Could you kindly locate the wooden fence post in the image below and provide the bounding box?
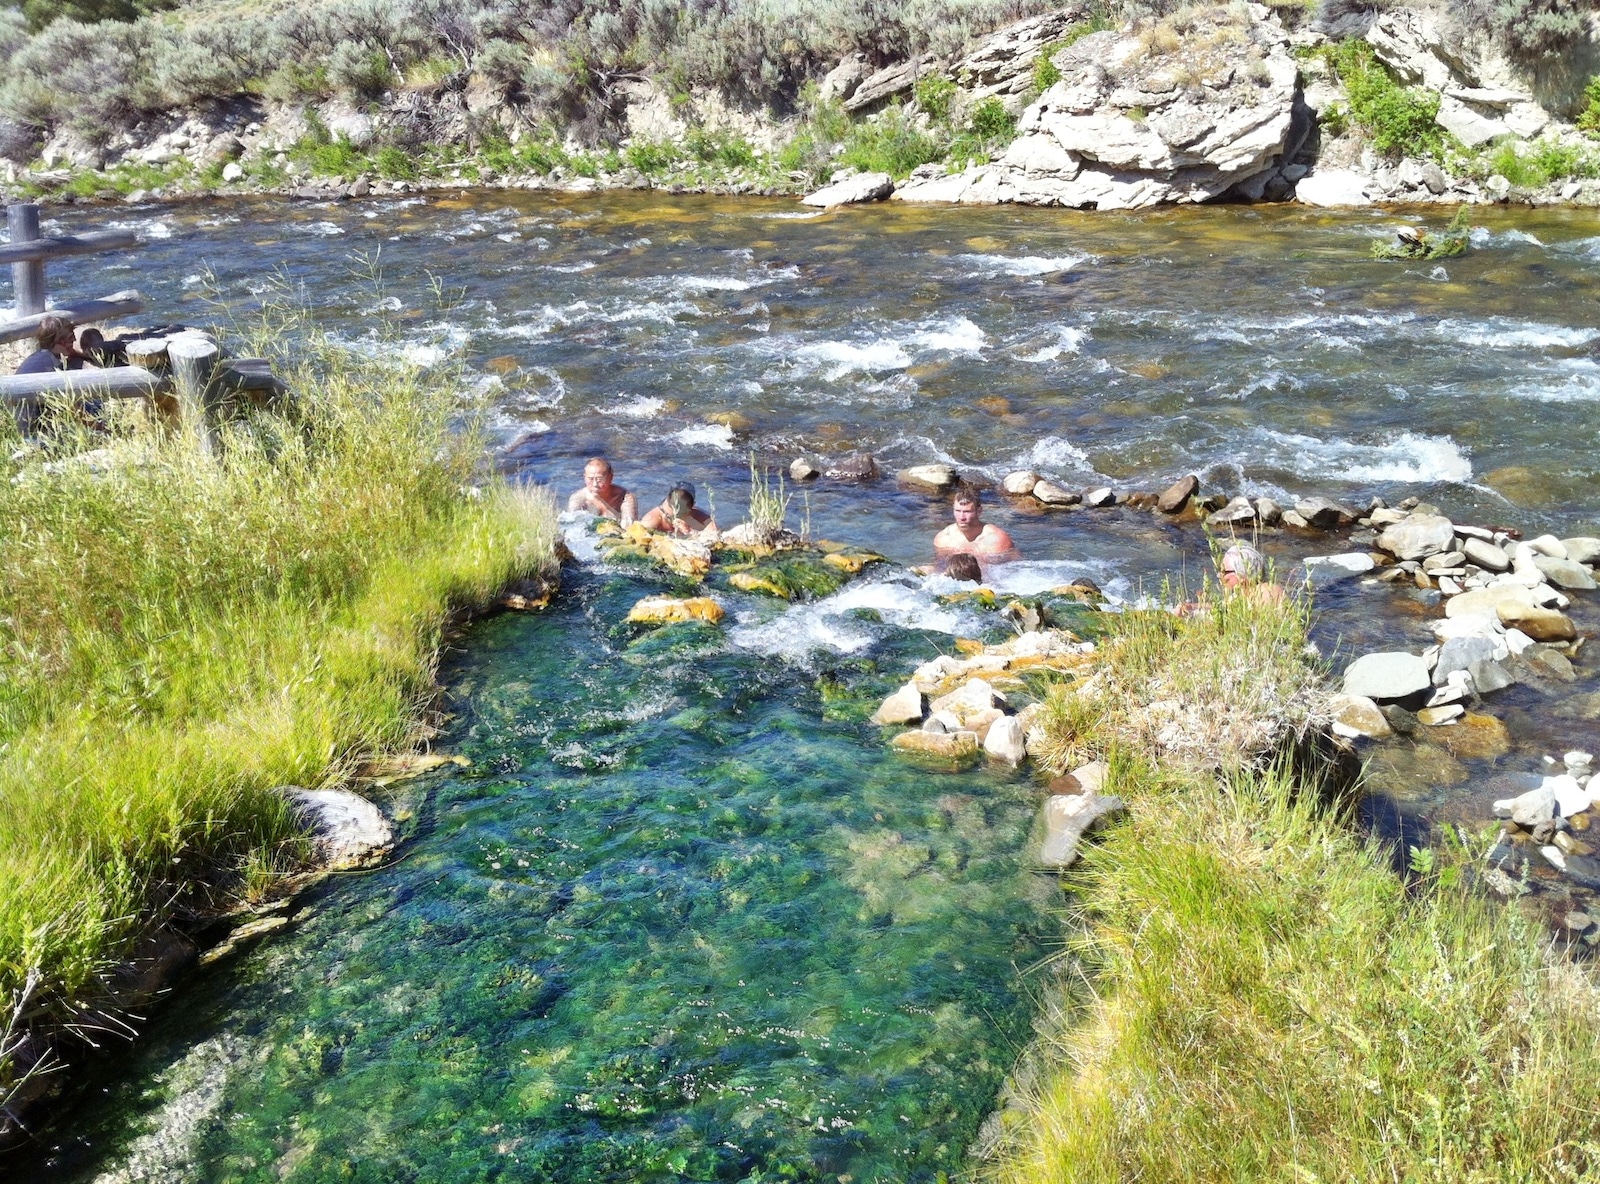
[6,204,45,317]
[168,335,219,455]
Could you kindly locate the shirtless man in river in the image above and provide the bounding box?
[567,457,638,525]
[933,488,1018,566]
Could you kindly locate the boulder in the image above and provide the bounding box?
[1527,534,1567,559]
[895,5,1297,211]
[627,595,724,625]
[790,457,821,481]
[1302,553,1375,583]
[1378,513,1454,560]
[1295,168,1371,207]
[1208,496,1256,526]
[1294,496,1359,529]
[1002,470,1042,495]
[1032,479,1080,506]
[1039,790,1125,870]
[983,715,1028,766]
[1468,656,1516,694]
[1254,496,1282,525]
[1498,602,1576,643]
[1329,692,1392,739]
[1444,583,1534,619]
[1433,634,1497,685]
[1493,781,1556,827]
[1462,536,1511,572]
[284,787,393,870]
[1157,474,1198,513]
[1083,487,1115,508]
[1561,537,1600,565]
[824,452,880,481]
[872,682,925,725]
[819,52,872,105]
[1532,555,1596,590]
[845,54,941,113]
[1417,704,1464,726]
[801,171,895,208]
[930,678,1003,726]
[891,728,980,767]
[221,161,245,183]
[1342,651,1431,702]
[898,463,957,492]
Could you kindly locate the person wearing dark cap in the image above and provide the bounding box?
[640,483,714,536]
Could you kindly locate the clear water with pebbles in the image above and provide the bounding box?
[14,194,1600,1177]
[23,570,1057,1181]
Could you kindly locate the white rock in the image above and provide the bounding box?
[284,787,393,870]
[1435,96,1509,146]
[1503,628,1535,655]
[1567,751,1595,771]
[1295,168,1370,207]
[801,171,894,208]
[1527,534,1568,559]
[1549,774,1591,818]
[1039,790,1125,869]
[221,161,244,183]
[983,715,1027,766]
[1002,470,1042,496]
[871,681,925,725]
[1541,844,1567,871]
[1492,783,1555,826]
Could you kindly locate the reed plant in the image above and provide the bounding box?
[992,590,1600,1181]
[0,305,557,1115]
[746,452,791,533]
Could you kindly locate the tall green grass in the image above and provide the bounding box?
[993,592,1600,1180]
[0,306,556,1113]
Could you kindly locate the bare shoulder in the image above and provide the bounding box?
[984,524,1017,549]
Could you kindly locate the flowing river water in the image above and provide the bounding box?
[11,192,1600,1180]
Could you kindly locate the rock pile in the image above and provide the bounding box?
[1485,751,1600,901]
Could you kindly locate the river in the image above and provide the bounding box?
[10,192,1600,1180]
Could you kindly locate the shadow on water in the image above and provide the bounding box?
[17,570,1058,1183]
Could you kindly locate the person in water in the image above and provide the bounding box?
[1217,542,1287,606]
[567,457,637,525]
[640,483,714,536]
[933,487,1018,565]
[944,552,984,583]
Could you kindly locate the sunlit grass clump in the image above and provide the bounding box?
[994,590,1600,1181]
[0,310,556,1110]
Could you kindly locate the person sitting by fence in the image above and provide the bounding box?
[73,326,128,368]
[639,484,714,537]
[15,314,82,375]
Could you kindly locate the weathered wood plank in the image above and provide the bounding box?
[0,366,163,403]
[169,335,219,455]
[0,230,138,268]
[7,205,45,317]
[0,290,145,345]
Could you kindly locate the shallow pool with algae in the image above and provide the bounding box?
[26,571,1056,1183]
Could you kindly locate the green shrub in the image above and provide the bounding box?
[624,138,681,175]
[373,144,419,180]
[1031,12,1115,95]
[684,128,758,169]
[838,105,945,178]
[1324,39,1444,158]
[914,73,958,123]
[1481,137,1600,187]
[327,42,395,100]
[1579,75,1600,137]
[969,95,1015,139]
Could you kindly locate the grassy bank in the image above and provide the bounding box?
[0,306,557,1117]
[994,589,1600,1180]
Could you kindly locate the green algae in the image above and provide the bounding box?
[30,572,1051,1183]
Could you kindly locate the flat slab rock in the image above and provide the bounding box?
[284,787,394,870]
[801,171,894,208]
[1342,651,1431,702]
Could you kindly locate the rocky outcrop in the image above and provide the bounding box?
[801,169,895,207]
[896,4,1299,210]
[952,6,1092,113]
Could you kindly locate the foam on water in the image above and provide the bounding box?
[727,575,970,661]
[1018,326,1088,362]
[1507,357,1600,402]
[790,337,913,378]
[303,221,345,237]
[908,315,987,354]
[1433,318,1600,350]
[668,423,736,450]
[1469,226,1545,248]
[677,275,756,292]
[1000,435,1093,477]
[541,260,597,273]
[605,395,667,419]
[1251,428,1472,484]
[986,558,1130,601]
[959,252,1088,277]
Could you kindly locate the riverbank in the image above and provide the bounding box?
[3,4,1599,213]
[961,587,1600,1178]
[0,308,558,1142]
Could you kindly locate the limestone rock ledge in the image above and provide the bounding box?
[895,3,1297,210]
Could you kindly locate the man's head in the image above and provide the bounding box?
[583,457,614,494]
[666,485,695,518]
[1219,544,1266,589]
[945,552,983,583]
[35,314,74,354]
[952,487,982,528]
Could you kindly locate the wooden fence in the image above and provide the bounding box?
[0,202,283,452]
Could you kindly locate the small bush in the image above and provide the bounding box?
[969,95,1015,139]
[623,138,681,175]
[327,42,395,101]
[373,144,420,180]
[1481,137,1600,187]
[1324,39,1444,158]
[1579,76,1600,137]
[838,105,945,178]
[914,73,958,123]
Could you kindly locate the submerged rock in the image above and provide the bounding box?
[1329,692,1391,739]
[891,728,980,767]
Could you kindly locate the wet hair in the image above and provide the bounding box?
[584,457,613,476]
[666,488,694,517]
[952,484,981,509]
[945,552,983,583]
[1220,544,1266,581]
[35,313,72,351]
